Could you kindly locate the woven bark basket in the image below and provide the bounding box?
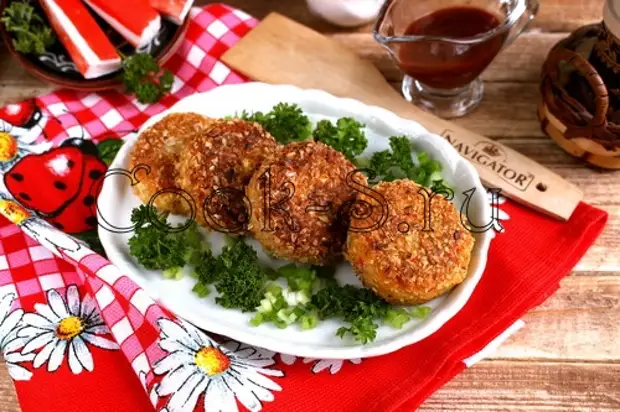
[540,24,620,169]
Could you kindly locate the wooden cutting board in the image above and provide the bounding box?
[222,13,583,221]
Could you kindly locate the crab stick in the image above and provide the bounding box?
[84,0,161,48]
[40,0,121,79]
[149,0,194,24]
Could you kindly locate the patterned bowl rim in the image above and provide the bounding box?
[0,0,190,91]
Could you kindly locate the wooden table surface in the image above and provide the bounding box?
[0,0,619,411]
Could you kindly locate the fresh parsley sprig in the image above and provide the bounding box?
[121,53,173,104]
[127,205,201,274]
[1,0,55,54]
[313,117,368,161]
[239,103,313,144]
[97,139,124,166]
[370,136,447,190]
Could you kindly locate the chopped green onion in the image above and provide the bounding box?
[277,309,292,324]
[273,296,287,311]
[162,267,183,280]
[292,306,306,318]
[266,284,283,296]
[297,290,311,305]
[409,306,431,319]
[192,282,210,298]
[300,314,318,330]
[277,264,316,292]
[274,319,288,329]
[257,298,272,313]
[384,308,410,329]
[250,313,265,326]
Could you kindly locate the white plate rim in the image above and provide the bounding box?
[98,82,493,359]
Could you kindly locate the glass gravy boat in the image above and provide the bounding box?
[374,0,539,118]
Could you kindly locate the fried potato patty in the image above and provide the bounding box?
[246,141,365,266]
[345,179,475,305]
[177,119,278,231]
[129,113,215,214]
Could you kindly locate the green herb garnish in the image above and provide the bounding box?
[313,117,367,161]
[311,284,388,344]
[127,205,201,272]
[239,103,312,144]
[125,115,441,344]
[192,249,218,284]
[1,1,55,54]
[191,282,210,298]
[369,136,445,189]
[277,264,316,292]
[180,236,270,312]
[97,139,124,166]
[121,53,173,104]
[212,238,267,312]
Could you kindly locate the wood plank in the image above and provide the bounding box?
[330,32,567,84]
[0,34,566,138]
[0,33,580,86]
[0,80,549,140]
[420,360,620,411]
[451,82,545,138]
[0,84,55,107]
[490,276,620,361]
[0,364,18,412]
[532,0,605,33]
[0,359,617,411]
[203,0,605,33]
[0,50,47,88]
[496,141,620,206]
[573,207,619,272]
[0,78,570,141]
[0,34,588,142]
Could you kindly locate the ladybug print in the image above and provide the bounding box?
[0,98,129,242]
[4,146,85,215]
[3,138,107,234]
[0,100,52,174]
[0,196,87,254]
[0,100,40,128]
[46,153,106,233]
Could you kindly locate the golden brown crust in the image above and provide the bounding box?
[177,119,278,230]
[246,141,366,265]
[345,179,475,305]
[129,113,215,214]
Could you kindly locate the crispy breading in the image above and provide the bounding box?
[246,141,366,266]
[129,113,215,214]
[177,119,278,231]
[345,179,475,305]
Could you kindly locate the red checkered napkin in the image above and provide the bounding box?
[0,4,608,412]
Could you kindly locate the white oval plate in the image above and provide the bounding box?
[98,83,493,359]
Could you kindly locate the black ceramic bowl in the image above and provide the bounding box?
[0,0,189,91]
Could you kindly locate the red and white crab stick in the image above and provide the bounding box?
[40,0,121,79]
[149,0,194,24]
[84,0,161,48]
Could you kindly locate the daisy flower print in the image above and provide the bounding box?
[0,292,33,381]
[279,354,362,374]
[155,319,284,412]
[19,285,118,374]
